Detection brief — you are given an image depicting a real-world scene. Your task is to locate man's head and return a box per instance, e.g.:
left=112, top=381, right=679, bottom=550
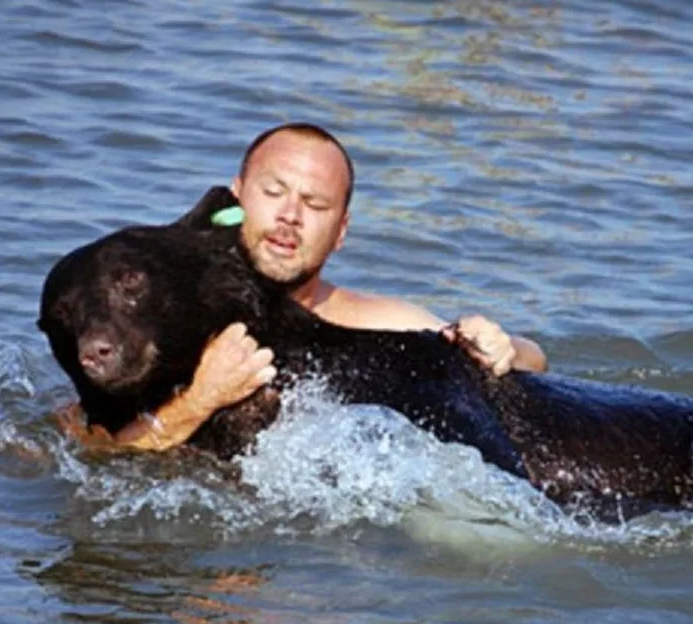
left=232, top=123, right=353, bottom=288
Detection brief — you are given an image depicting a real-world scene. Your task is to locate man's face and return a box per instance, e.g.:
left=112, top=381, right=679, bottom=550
left=232, top=130, right=350, bottom=287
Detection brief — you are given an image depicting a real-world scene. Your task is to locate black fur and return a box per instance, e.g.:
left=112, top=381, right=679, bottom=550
left=38, top=187, right=693, bottom=521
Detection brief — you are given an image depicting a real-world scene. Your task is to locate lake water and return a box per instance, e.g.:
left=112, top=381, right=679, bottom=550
left=2, top=0, right=693, bottom=621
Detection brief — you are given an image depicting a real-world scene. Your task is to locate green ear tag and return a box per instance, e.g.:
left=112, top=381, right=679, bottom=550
left=210, top=205, right=245, bottom=226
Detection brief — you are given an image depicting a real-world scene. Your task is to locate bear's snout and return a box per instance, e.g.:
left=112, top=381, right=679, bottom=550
left=78, top=333, right=124, bottom=384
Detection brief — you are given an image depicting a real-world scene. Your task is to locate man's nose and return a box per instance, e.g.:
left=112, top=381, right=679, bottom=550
left=276, top=193, right=302, bottom=225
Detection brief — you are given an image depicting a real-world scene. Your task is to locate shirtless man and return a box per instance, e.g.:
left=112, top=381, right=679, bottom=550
left=82, top=123, right=547, bottom=451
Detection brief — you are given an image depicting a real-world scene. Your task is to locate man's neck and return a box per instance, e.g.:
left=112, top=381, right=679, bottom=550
left=290, top=278, right=336, bottom=315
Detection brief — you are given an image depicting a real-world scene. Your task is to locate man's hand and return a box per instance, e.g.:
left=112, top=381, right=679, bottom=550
left=55, top=402, right=115, bottom=449
left=125, top=322, right=277, bottom=451
left=184, top=322, right=277, bottom=417
left=61, top=323, right=278, bottom=453
left=441, top=315, right=517, bottom=376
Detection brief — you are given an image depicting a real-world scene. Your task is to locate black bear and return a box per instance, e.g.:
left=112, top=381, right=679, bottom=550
left=38, top=187, right=693, bottom=521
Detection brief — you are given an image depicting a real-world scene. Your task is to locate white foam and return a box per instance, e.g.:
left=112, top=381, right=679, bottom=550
left=0, top=343, right=35, bottom=397
left=36, top=377, right=693, bottom=552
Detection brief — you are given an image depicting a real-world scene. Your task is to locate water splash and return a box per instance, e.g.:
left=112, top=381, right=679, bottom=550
left=25, top=378, right=693, bottom=553
left=0, top=343, right=35, bottom=398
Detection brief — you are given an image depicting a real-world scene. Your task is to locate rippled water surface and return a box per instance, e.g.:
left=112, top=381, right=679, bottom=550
left=2, top=0, right=693, bottom=622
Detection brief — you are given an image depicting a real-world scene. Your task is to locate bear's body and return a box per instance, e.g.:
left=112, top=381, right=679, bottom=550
left=38, top=188, right=693, bottom=521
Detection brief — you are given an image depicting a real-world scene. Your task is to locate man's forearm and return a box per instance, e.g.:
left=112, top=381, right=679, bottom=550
left=112, top=323, right=276, bottom=452
left=112, top=391, right=210, bottom=451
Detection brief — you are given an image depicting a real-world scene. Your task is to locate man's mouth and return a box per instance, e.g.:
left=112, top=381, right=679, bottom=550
left=264, top=232, right=300, bottom=256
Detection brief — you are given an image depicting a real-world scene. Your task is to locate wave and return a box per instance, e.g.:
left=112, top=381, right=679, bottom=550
left=3, top=338, right=693, bottom=555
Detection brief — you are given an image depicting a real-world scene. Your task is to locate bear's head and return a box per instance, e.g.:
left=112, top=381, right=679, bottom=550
left=37, top=187, right=308, bottom=434
left=37, top=222, right=265, bottom=430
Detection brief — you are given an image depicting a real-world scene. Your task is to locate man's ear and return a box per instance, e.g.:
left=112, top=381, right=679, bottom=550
left=334, top=211, right=349, bottom=251
left=231, top=177, right=242, bottom=198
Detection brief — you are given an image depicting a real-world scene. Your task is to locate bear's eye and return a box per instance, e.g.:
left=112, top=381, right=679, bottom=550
left=120, top=271, right=146, bottom=292
left=50, top=299, right=74, bottom=327
left=109, top=270, right=148, bottom=311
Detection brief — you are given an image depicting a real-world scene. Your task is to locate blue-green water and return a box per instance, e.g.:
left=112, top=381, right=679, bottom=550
left=2, top=1, right=693, bottom=621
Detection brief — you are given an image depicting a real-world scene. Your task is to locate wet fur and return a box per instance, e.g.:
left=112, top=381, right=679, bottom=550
left=39, top=187, right=693, bottom=521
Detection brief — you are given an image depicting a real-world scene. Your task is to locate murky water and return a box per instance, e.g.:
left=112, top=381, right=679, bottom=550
left=2, top=0, right=693, bottom=621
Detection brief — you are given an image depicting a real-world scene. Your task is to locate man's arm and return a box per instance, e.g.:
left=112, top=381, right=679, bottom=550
left=62, top=300, right=544, bottom=451
left=127, top=322, right=276, bottom=451
left=59, top=323, right=277, bottom=452
left=440, top=314, right=547, bottom=375
left=328, top=291, right=547, bottom=375
left=114, top=311, right=543, bottom=451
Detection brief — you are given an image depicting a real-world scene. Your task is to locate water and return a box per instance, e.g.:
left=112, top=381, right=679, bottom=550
left=2, top=0, right=693, bottom=621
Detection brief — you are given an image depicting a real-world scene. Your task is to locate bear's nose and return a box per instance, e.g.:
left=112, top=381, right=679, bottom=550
left=78, top=336, right=121, bottom=381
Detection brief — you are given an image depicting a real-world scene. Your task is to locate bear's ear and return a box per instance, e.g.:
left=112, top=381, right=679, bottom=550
left=174, top=186, right=240, bottom=230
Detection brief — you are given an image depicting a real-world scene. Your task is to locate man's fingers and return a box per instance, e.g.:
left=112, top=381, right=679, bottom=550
left=470, top=351, right=493, bottom=368
left=445, top=315, right=518, bottom=376
left=220, top=322, right=247, bottom=343
left=56, top=406, right=114, bottom=446
left=204, top=324, right=258, bottom=367
left=251, top=347, right=275, bottom=368
left=56, top=411, right=81, bottom=436
left=256, top=365, right=278, bottom=386
left=468, top=348, right=512, bottom=376
left=458, top=315, right=488, bottom=335
left=492, top=350, right=515, bottom=376
left=226, top=363, right=277, bottom=405
left=239, top=334, right=258, bottom=354
left=440, top=324, right=457, bottom=343
left=243, top=350, right=277, bottom=385
left=221, top=347, right=277, bottom=402
left=55, top=403, right=86, bottom=435
left=204, top=324, right=243, bottom=354
left=191, top=323, right=278, bottom=410
left=238, top=348, right=275, bottom=379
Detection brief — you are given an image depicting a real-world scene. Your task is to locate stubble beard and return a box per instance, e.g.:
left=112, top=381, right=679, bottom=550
left=242, top=232, right=321, bottom=291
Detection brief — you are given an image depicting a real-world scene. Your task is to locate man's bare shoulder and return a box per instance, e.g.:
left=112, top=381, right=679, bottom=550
left=322, top=286, right=445, bottom=331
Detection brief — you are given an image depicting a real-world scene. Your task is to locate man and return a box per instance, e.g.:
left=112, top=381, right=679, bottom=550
left=72, top=123, right=547, bottom=451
